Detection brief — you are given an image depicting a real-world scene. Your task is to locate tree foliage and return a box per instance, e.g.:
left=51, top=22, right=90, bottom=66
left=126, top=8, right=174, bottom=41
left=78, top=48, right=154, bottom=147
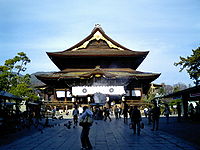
left=158, top=83, right=188, bottom=95
left=173, top=82, right=188, bottom=92
left=144, top=82, right=188, bottom=103
left=159, top=84, right=173, bottom=95
left=0, top=52, right=39, bottom=101
left=174, top=46, right=200, bottom=86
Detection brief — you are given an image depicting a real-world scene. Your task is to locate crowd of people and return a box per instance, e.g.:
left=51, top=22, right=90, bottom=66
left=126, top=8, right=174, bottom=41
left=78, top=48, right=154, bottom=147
left=72, top=101, right=200, bottom=127
left=70, top=100, right=200, bottom=150
left=75, top=101, right=161, bottom=149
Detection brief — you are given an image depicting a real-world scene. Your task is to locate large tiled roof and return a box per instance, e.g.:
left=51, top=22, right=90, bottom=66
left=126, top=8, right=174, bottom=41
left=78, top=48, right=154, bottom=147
left=36, top=67, right=160, bottom=81
left=46, top=25, right=149, bottom=70
left=47, top=25, right=148, bottom=56
left=47, top=48, right=148, bottom=57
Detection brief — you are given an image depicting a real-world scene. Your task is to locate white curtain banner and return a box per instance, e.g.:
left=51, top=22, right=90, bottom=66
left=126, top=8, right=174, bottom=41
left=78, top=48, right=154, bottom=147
left=72, top=86, right=125, bottom=96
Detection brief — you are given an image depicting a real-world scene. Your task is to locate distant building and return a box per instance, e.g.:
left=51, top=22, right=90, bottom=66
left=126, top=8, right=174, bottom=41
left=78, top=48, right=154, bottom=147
left=36, top=25, right=160, bottom=109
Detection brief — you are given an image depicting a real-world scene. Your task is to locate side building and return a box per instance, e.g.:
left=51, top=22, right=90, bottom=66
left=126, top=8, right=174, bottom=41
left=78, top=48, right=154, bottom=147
left=36, top=25, right=160, bottom=109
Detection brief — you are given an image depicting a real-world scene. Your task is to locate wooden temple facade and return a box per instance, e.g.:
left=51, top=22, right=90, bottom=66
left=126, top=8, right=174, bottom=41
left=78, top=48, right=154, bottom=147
left=36, top=25, right=160, bottom=108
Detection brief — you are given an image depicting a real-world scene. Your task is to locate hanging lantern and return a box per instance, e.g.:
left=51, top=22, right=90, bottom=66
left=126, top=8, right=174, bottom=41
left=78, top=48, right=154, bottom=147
left=106, top=97, right=109, bottom=102
left=87, top=97, right=91, bottom=102
left=122, top=96, right=125, bottom=101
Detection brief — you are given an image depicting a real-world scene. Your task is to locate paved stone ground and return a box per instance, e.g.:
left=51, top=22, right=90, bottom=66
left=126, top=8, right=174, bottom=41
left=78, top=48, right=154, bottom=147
left=158, top=117, right=200, bottom=147
left=0, top=117, right=199, bottom=150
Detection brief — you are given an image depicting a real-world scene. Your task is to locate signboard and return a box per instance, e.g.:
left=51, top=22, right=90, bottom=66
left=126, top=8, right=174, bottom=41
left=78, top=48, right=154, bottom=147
left=131, top=90, right=141, bottom=97
left=66, top=91, right=72, bottom=97
left=190, top=93, right=200, bottom=97
left=56, top=91, right=65, bottom=98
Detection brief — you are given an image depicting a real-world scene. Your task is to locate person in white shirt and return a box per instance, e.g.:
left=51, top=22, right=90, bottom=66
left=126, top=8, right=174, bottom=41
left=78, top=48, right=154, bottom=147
left=78, top=105, right=83, bottom=115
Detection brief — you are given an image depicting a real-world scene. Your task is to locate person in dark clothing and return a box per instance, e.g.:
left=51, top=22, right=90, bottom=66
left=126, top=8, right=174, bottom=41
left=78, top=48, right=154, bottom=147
left=151, top=103, right=161, bottom=131
left=103, top=107, right=111, bottom=122
left=79, top=106, right=93, bottom=150
left=118, top=107, right=122, bottom=118
left=131, top=106, right=141, bottom=135
left=128, top=106, right=133, bottom=119
left=123, top=102, right=129, bottom=124
left=162, top=103, right=171, bottom=123
left=114, top=105, right=119, bottom=120
left=72, top=105, right=79, bottom=126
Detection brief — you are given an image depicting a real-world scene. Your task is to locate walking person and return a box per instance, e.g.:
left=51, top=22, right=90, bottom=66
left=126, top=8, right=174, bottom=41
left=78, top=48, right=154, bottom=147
left=114, top=105, right=119, bottom=120
left=123, top=102, right=129, bottom=124
left=72, top=105, right=79, bottom=126
left=144, top=107, right=148, bottom=118
left=79, top=106, right=93, bottom=150
left=103, top=107, right=111, bottom=122
left=162, top=104, right=171, bottom=123
left=130, top=106, right=141, bottom=135
left=118, top=107, right=122, bottom=119
left=151, top=102, right=161, bottom=131
left=128, top=106, right=133, bottom=119
left=79, top=105, right=83, bottom=115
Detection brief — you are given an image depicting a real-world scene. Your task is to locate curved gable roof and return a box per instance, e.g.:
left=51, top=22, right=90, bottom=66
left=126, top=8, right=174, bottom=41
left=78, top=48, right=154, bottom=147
left=47, top=25, right=149, bottom=56
left=47, top=25, right=149, bottom=70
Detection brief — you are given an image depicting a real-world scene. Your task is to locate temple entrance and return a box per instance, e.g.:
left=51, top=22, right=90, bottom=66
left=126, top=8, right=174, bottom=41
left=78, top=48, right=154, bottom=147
left=71, top=86, right=126, bottom=104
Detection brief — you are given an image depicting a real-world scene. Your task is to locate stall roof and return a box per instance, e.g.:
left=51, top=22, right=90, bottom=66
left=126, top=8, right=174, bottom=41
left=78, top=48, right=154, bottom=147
left=157, top=85, right=200, bottom=101
left=0, top=90, right=22, bottom=100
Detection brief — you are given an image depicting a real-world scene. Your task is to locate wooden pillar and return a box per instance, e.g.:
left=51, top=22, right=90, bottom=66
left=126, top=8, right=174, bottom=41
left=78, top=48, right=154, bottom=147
left=65, top=89, right=67, bottom=102
left=182, top=93, right=189, bottom=118
left=53, top=88, right=57, bottom=102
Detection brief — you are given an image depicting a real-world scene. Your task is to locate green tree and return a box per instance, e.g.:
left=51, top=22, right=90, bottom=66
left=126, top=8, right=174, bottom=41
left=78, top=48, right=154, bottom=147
left=0, top=65, right=10, bottom=90
left=0, top=52, right=39, bottom=101
left=144, top=84, right=164, bottom=103
left=174, top=46, right=200, bottom=86
left=157, top=83, right=173, bottom=95
left=173, top=82, right=187, bottom=92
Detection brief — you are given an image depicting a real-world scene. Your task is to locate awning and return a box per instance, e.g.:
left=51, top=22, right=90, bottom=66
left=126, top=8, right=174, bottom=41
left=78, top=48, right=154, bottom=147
left=0, top=90, right=22, bottom=100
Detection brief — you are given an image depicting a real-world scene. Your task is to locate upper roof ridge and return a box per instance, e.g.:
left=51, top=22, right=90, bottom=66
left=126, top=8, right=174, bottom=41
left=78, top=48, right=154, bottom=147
left=91, top=24, right=105, bottom=33
left=69, top=24, right=129, bottom=51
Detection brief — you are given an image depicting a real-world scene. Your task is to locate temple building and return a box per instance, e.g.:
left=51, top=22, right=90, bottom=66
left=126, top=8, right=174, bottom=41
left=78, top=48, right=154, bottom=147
left=36, top=24, right=160, bottom=108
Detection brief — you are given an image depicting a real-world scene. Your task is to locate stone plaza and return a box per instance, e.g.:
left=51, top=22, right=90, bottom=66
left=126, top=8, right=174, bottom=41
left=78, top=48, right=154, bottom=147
left=0, top=116, right=199, bottom=150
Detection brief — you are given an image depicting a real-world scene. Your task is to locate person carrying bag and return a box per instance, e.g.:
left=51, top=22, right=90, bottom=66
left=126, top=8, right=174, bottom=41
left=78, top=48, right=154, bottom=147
left=79, top=106, right=93, bottom=150
left=79, top=115, right=93, bottom=126
left=130, top=105, right=142, bottom=136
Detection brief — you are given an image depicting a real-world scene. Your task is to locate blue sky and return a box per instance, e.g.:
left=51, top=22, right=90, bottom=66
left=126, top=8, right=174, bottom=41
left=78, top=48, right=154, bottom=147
left=0, top=0, right=200, bottom=86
